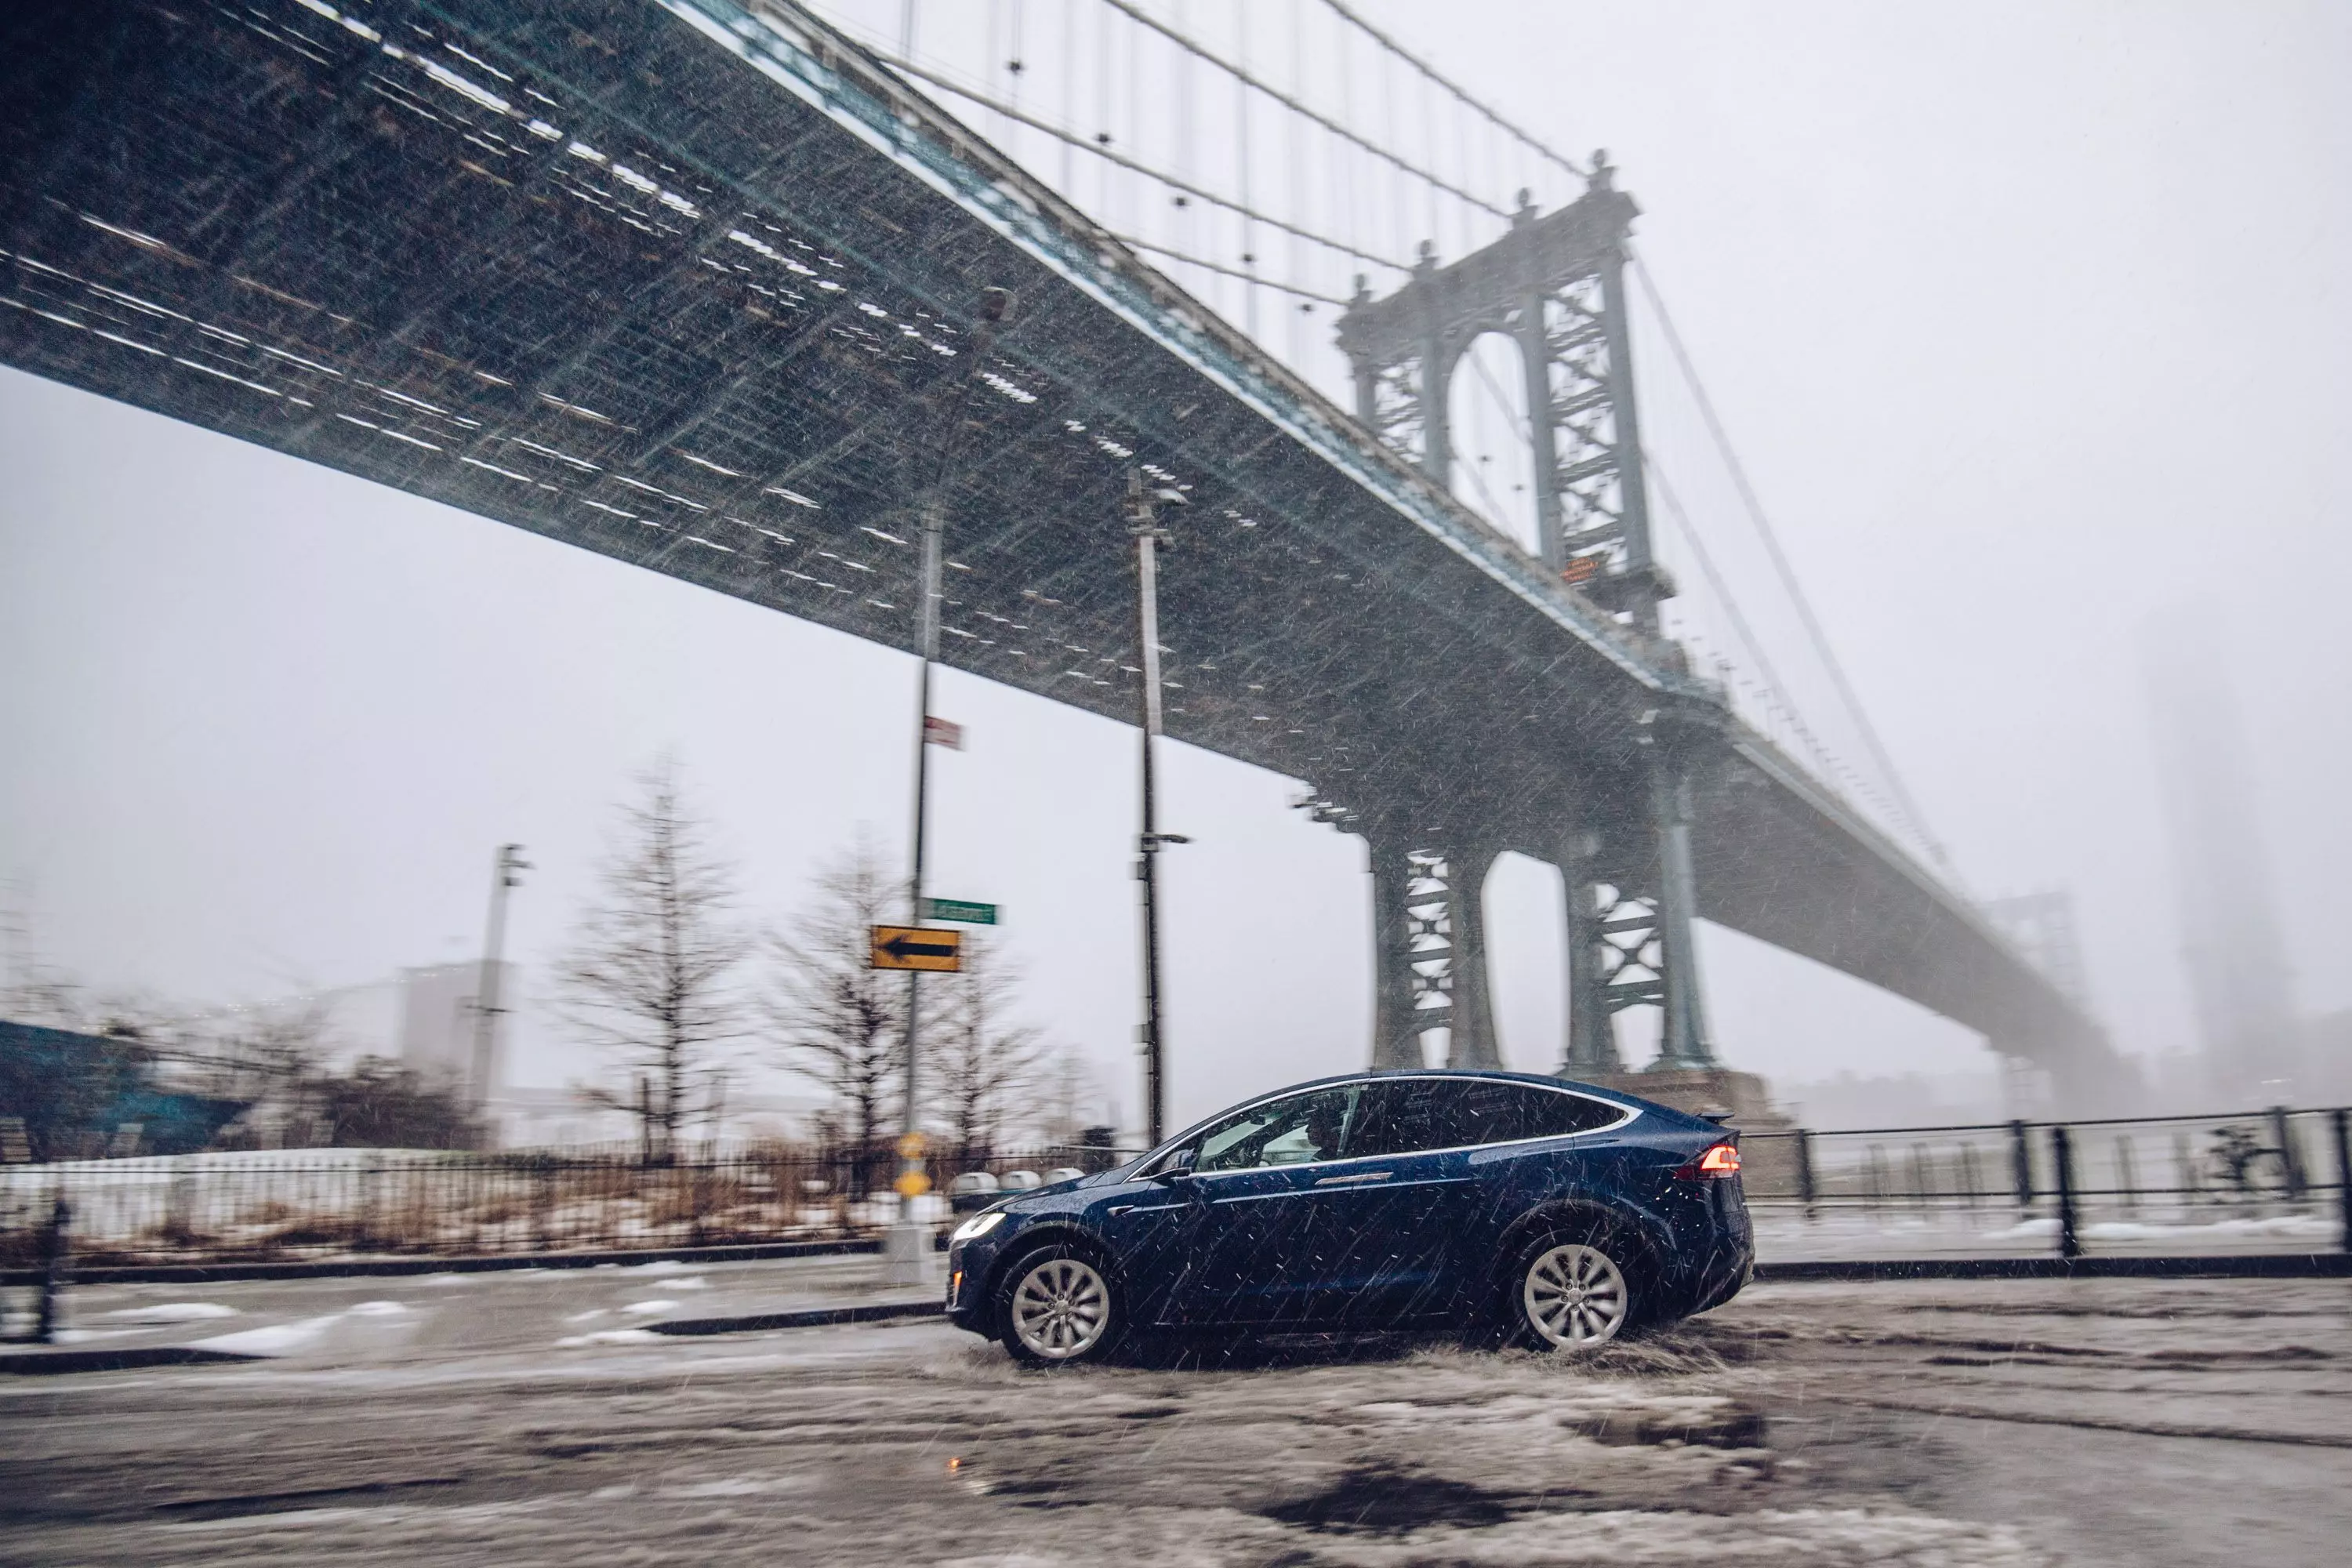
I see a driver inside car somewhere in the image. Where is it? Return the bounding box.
[1260,1092,1352,1165]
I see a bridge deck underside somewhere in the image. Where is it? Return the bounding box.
[0,0,2104,1071]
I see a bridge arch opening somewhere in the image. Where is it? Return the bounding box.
[1481,851,1567,1070]
[1445,331,1541,554]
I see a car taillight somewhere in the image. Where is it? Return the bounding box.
[1673,1142,1741,1179]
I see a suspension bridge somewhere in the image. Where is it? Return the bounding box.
[0,0,2122,1100]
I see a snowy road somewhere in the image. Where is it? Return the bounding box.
[4,1269,2348,1566]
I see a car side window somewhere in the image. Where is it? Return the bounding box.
[1345,1079,1624,1156]
[1342,1080,1448,1158]
[1446,1080,1530,1145]
[1190,1086,1360,1173]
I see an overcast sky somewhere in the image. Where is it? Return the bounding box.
[4,1,2347,1131]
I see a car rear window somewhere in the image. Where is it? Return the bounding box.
[1344,1079,1623,1156]
[1508,1083,1626,1138]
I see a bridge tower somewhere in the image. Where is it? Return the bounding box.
[2141,617,2297,1097]
[1334,158,1713,1079]
[1336,154,1670,630]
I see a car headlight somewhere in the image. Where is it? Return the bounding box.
[951,1210,1007,1243]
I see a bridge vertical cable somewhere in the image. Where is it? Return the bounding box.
[1313,0,1588,187]
[818,0,1951,877]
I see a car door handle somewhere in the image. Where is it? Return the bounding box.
[1314,1171,1393,1186]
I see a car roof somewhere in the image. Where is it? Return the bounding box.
[1127,1068,1692,1163]
[1267,1067,1634,1096]
[1365,1069,1711,1124]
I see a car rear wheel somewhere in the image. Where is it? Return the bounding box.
[997,1246,1118,1365]
[1511,1234,1638,1352]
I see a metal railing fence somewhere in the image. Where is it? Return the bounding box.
[1740,1105,2352,1260]
[0,1142,1135,1269]
[7,1108,2349,1269]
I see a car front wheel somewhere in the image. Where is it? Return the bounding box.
[1511,1233,1639,1352]
[997,1246,1119,1365]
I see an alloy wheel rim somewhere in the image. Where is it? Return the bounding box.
[1011,1258,1110,1359]
[1523,1243,1628,1349]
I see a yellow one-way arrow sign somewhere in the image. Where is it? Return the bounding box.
[869,925,963,972]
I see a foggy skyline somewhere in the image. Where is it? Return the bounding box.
[5,0,2348,1130]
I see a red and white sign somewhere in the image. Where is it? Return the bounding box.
[923,715,964,750]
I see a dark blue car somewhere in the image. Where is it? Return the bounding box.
[946,1069,1752,1363]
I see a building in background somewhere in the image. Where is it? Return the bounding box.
[2142,615,2297,1101]
[395,960,512,1098]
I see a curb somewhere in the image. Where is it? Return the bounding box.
[648,1298,945,1335]
[1753,1254,2352,1282]
[10,1247,2345,1293]
[0,1345,266,1376]
[0,1237,886,1288]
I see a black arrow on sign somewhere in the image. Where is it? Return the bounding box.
[879,933,958,960]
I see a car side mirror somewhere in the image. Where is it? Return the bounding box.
[1150,1148,1197,1182]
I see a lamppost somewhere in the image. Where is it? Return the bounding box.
[469,844,529,1118]
[1125,471,1189,1148]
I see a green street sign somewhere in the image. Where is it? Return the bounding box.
[924,898,998,926]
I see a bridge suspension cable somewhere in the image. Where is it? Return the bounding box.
[1316,0,1589,184]
[1094,0,1509,219]
[1114,235,1354,307]
[1629,250,1952,869]
[858,2,1939,869]
[1648,460,1890,829]
[869,48,1414,274]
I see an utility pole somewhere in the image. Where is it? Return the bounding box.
[885,499,947,1287]
[1126,471,1188,1148]
[468,844,529,1118]
[883,284,1014,1286]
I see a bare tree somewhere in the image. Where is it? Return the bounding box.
[215,999,334,1109]
[2,897,89,1029]
[767,839,903,1193]
[145,996,343,1149]
[1028,1045,1110,1149]
[557,766,747,1162]
[925,934,1047,1162]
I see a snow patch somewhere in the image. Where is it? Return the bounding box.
[2082,1214,2335,1243]
[620,1299,680,1316]
[661,1476,805,1498]
[189,1314,346,1356]
[556,1328,663,1348]
[100,1302,237,1324]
